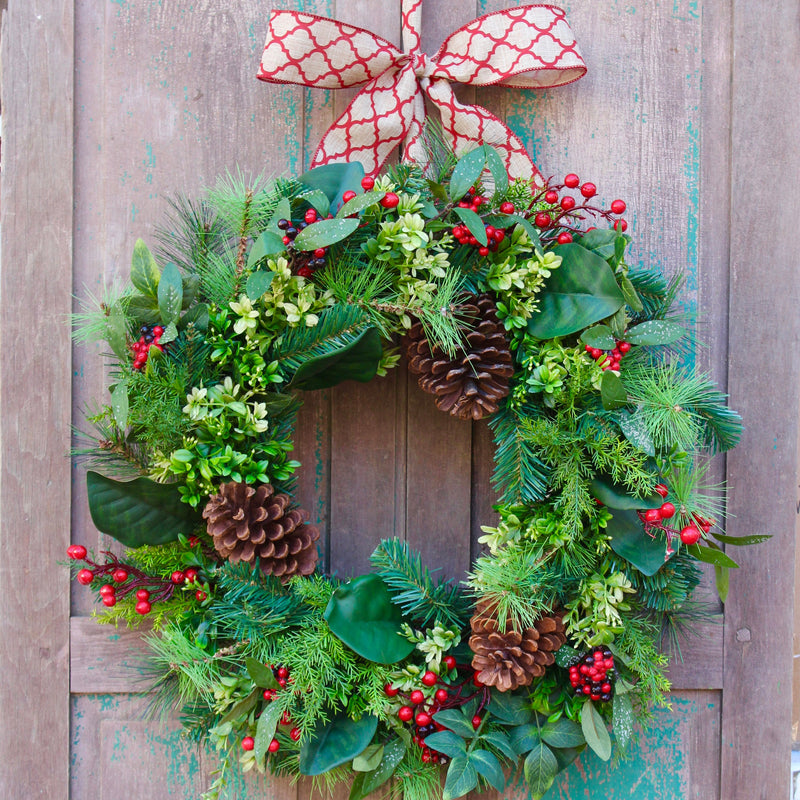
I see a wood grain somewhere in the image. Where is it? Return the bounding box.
[0,1,74,798]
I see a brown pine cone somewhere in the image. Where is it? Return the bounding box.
[405,294,513,421]
[202,482,319,579]
[469,600,566,692]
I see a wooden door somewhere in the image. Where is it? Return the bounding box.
[1,1,798,798]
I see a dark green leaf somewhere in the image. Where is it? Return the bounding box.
[427,180,449,203]
[294,218,360,251]
[507,215,542,250]
[619,274,644,312]
[181,274,200,309]
[590,474,662,510]
[269,198,293,232]
[352,743,383,772]
[487,690,532,725]
[106,305,129,360]
[510,723,540,754]
[158,262,184,325]
[423,730,467,758]
[159,321,178,344]
[303,189,333,216]
[618,409,655,456]
[353,739,406,800]
[449,148,487,201]
[601,370,628,410]
[111,382,129,430]
[126,298,161,328]
[540,717,585,749]
[710,532,771,546]
[131,238,160,298]
[246,657,279,690]
[255,702,285,763]
[245,270,275,301]
[482,730,516,760]
[687,543,740,568]
[336,191,385,218]
[523,741,558,799]
[179,302,209,332]
[323,574,415,663]
[453,206,488,245]
[443,755,478,800]
[581,324,616,351]
[527,243,625,339]
[290,326,382,391]
[432,709,478,739]
[578,228,618,260]
[299,713,378,776]
[580,702,611,761]
[299,162,365,212]
[470,748,506,792]
[553,744,585,773]
[612,692,634,750]
[219,688,259,725]
[483,146,509,194]
[86,471,201,547]
[625,320,686,346]
[554,644,581,668]
[248,231,285,267]
[714,564,730,603]
[607,507,672,576]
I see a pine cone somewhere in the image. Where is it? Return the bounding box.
[202,482,319,578]
[469,600,566,692]
[406,294,513,421]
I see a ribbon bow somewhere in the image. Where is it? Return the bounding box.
[258,0,586,184]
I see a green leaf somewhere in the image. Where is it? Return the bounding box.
[581,324,616,351]
[510,723,540,754]
[159,321,178,344]
[687,543,740,568]
[612,692,635,751]
[219,688,259,725]
[157,262,183,325]
[350,739,406,800]
[625,320,686,346]
[248,231,285,267]
[714,564,730,603]
[601,370,628,410]
[352,743,384,772]
[590,474,662,510]
[432,709,478,739]
[131,238,161,298]
[554,644,581,668]
[470,748,506,792]
[579,228,618,260]
[527,243,625,339]
[606,507,672,576]
[299,162,365,212]
[508,215,542,250]
[246,657,279,690]
[86,471,201,548]
[302,189,332,217]
[618,409,655,456]
[580,701,612,761]
[323,574,415,663]
[254,701,285,764]
[453,206,488,245]
[290,326,382,391]
[181,274,200,309]
[540,717,585,749]
[523,741,558,800]
[178,302,209,332]
[299,713,378,776]
[482,730,517,760]
[269,198,292,231]
[423,730,467,758]
[487,690,532,725]
[294,218,360,251]
[106,304,129,360]
[427,180,449,204]
[245,270,275,301]
[710,532,771,546]
[443,755,478,800]
[449,148,487,201]
[336,191,385,218]
[619,274,644,312]
[127,295,161,325]
[483,146,509,194]
[110,382,129,430]
[553,744,585,773]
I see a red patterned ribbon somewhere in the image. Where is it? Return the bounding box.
[258,0,586,183]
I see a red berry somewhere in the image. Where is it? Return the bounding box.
[614,218,628,232]
[290,727,301,741]
[263,689,274,701]
[564,173,580,188]
[435,688,449,703]
[361,176,375,191]
[421,671,437,687]
[654,483,669,498]
[493,229,505,243]
[384,683,399,697]
[534,212,551,228]
[472,196,484,208]
[184,568,198,583]
[415,711,432,726]
[499,201,515,214]
[170,571,185,585]
[557,232,573,244]
[478,246,489,256]
[410,690,425,705]
[102,595,117,607]
[112,568,128,583]
[443,655,456,670]
[99,584,115,596]
[610,199,626,214]
[68,544,88,560]
[644,508,662,524]
[398,706,414,722]
[580,182,597,198]
[277,667,289,679]
[583,686,591,695]
[282,235,291,245]
[342,190,357,203]
[544,190,559,204]
[305,209,318,223]
[242,736,255,751]
[484,225,496,238]
[380,192,400,209]
[268,739,280,753]
[421,749,432,763]
[135,600,151,615]
[188,536,199,547]
[281,710,292,726]
[560,195,576,211]
[680,526,701,545]
[314,248,326,258]
[76,569,94,585]
[601,683,612,693]
[472,673,483,687]
[471,715,482,729]
[660,502,676,519]
[195,590,207,602]
[589,348,602,359]
[278,677,287,687]
[618,341,631,353]
[152,326,164,336]
[136,589,150,601]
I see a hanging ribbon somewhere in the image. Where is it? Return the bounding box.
[257,0,586,184]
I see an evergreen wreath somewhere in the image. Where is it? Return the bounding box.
[69,138,761,800]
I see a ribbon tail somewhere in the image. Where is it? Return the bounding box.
[426,78,544,186]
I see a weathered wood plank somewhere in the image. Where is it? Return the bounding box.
[720,2,800,797]
[0,1,74,798]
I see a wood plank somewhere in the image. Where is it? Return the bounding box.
[0,1,74,798]
[721,2,800,797]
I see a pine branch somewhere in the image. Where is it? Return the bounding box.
[626,267,683,323]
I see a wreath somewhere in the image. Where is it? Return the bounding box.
[69,139,757,800]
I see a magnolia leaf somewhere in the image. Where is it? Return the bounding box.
[179,302,209,332]
[302,189,332,216]
[245,657,279,690]
[110,382,129,430]
[581,324,616,351]
[618,408,655,456]
[606,507,672,576]
[601,370,628,410]
[687,543,740,569]
[487,690,532,725]
[482,730,516,760]
[131,238,160,298]
[126,297,161,329]
[294,218,360,251]
[470,748,506,793]
[619,274,644,312]
[710,532,771,546]
[422,731,467,759]
[483,145,509,194]
[523,741,558,799]
[714,564,730,603]
[432,709,478,739]
[442,755,478,800]
[540,717,585,749]
[449,148,487,201]
[352,743,384,772]
[580,701,611,762]
[157,262,183,325]
[625,319,686,346]
[106,304,129,360]
[349,739,406,800]
[578,227,618,260]
[181,274,200,309]
[290,327,382,391]
[158,321,178,345]
[453,206,488,245]
[248,231,285,267]
[612,692,635,751]
[86,471,201,547]
[255,701,285,763]
[527,244,624,339]
[246,270,275,301]
[299,713,378,776]
[299,162,365,212]
[336,191,385,217]
[323,574,415,663]
[590,474,663,510]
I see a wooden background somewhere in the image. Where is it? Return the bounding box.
[1,0,799,797]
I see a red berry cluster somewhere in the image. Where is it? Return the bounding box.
[277,210,329,279]
[639,485,714,548]
[584,339,631,372]
[568,647,615,702]
[253,665,301,753]
[450,189,508,256]
[131,324,166,371]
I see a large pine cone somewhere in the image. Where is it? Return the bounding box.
[469,600,566,692]
[406,294,513,421]
[202,482,319,578]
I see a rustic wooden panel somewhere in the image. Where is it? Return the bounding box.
[0,1,74,798]
[721,1,800,797]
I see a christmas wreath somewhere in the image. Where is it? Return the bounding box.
[69,138,759,800]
